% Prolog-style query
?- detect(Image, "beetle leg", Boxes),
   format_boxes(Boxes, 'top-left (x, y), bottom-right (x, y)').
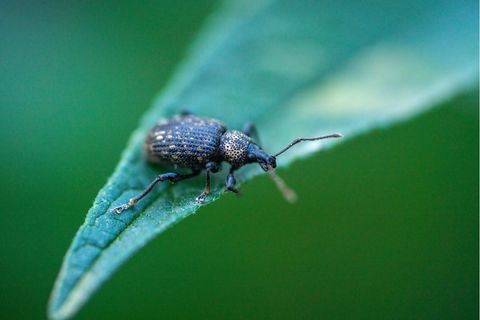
top-left (225, 168), bottom-right (240, 194)
top-left (112, 170), bottom-right (200, 214)
top-left (242, 122), bottom-right (260, 144)
top-left (195, 171), bottom-right (211, 204)
top-left (205, 161), bottom-right (221, 173)
top-left (179, 110), bottom-right (194, 116)
top-left (195, 161), bottom-right (221, 204)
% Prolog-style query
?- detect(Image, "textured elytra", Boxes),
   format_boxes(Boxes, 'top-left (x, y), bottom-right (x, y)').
top-left (219, 130), bottom-right (252, 167)
top-left (145, 114), bottom-right (226, 168)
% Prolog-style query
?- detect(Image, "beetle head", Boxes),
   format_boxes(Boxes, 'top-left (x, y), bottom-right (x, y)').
top-left (247, 143), bottom-right (277, 172)
top-left (219, 130), bottom-right (275, 171)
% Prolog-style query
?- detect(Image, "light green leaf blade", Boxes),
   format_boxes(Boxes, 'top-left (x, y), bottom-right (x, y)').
top-left (48, 0), bottom-right (478, 319)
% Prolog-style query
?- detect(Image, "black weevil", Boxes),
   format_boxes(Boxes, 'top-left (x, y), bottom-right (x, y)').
top-left (112, 112), bottom-right (342, 214)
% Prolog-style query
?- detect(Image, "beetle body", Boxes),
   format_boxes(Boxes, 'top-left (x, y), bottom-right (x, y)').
top-left (112, 112), bottom-right (342, 214)
top-left (144, 114), bottom-right (272, 171)
top-left (144, 115), bottom-right (227, 169)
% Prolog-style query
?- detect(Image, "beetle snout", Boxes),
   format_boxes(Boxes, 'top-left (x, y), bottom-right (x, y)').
top-left (268, 156), bottom-right (277, 169)
top-left (260, 156), bottom-right (277, 172)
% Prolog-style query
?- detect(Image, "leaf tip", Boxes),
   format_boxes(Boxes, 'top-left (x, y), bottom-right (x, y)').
top-left (48, 261), bottom-right (98, 320)
top-left (47, 290), bottom-right (74, 320)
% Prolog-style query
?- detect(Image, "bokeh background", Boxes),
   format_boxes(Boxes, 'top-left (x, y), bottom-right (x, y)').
top-left (0, 1), bottom-right (478, 319)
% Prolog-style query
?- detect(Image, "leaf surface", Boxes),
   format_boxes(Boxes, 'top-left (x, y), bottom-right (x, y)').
top-left (48, 0), bottom-right (478, 318)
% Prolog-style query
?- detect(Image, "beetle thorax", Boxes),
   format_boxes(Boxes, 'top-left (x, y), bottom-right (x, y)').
top-left (219, 130), bottom-right (252, 167)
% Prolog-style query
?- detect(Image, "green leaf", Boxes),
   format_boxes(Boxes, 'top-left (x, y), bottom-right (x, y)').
top-left (48, 0), bottom-right (478, 319)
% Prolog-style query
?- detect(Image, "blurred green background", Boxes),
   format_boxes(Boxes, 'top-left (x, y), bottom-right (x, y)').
top-left (0, 1), bottom-right (478, 319)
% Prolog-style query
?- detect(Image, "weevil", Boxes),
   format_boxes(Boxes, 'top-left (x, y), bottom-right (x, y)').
top-left (112, 112), bottom-right (342, 214)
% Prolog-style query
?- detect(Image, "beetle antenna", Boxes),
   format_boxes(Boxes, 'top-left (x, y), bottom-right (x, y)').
top-left (273, 133), bottom-right (343, 157)
top-left (268, 170), bottom-right (298, 203)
